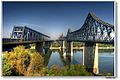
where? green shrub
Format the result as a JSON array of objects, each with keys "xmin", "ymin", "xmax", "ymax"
[{"xmin": 2, "ymin": 57, "xmax": 12, "ymax": 76}]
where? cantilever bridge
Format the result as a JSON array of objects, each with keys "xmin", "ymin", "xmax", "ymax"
[
  {"xmin": 3, "ymin": 12, "xmax": 114, "ymax": 44},
  {"xmin": 66, "ymin": 12, "xmax": 114, "ymax": 43},
  {"xmin": 3, "ymin": 12, "xmax": 114, "ymax": 75}
]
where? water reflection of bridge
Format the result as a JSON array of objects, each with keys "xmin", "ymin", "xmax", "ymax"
[
  {"xmin": 49, "ymin": 41, "xmax": 114, "ymax": 73},
  {"xmin": 3, "ymin": 12, "xmax": 114, "ymax": 74}
]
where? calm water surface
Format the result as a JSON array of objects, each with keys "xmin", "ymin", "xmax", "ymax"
[
  {"xmin": 48, "ymin": 51, "xmax": 64, "ymax": 68},
  {"xmin": 48, "ymin": 50, "xmax": 114, "ymax": 75},
  {"xmin": 99, "ymin": 52, "xmax": 114, "ymax": 75}
]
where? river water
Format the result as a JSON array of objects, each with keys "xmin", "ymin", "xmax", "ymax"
[
  {"xmin": 3, "ymin": 46, "xmax": 114, "ymax": 75},
  {"xmin": 47, "ymin": 50, "xmax": 114, "ymax": 75}
]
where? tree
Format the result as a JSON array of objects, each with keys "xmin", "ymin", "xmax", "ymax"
[
  {"xmin": 3, "ymin": 46, "xmax": 30, "ymax": 76},
  {"xmin": 27, "ymin": 52, "xmax": 44, "ymax": 75},
  {"xmin": 3, "ymin": 45, "xmax": 45, "ymax": 76},
  {"xmin": 2, "ymin": 57, "xmax": 12, "ymax": 76}
]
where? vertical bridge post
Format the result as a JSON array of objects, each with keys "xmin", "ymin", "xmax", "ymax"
[
  {"xmin": 35, "ymin": 42, "xmax": 44, "ymax": 55},
  {"xmin": 62, "ymin": 40, "xmax": 66, "ymax": 56},
  {"xmin": 67, "ymin": 41, "xmax": 73, "ymax": 56},
  {"xmin": 82, "ymin": 43, "xmax": 85, "ymax": 65},
  {"xmin": 84, "ymin": 42, "xmax": 99, "ymax": 74},
  {"xmin": 71, "ymin": 41, "xmax": 73, "ymax": 56},
  {"xmin": 93, "ymin": 43, "xmax": 99, "ymax": 74},
  {"xmin": 66, "ymin": 41, "xmax": 73, "ymax": 64},
  {"xmin": 44, "ymin": 41, "xmax": 51, "ymax": 54}
]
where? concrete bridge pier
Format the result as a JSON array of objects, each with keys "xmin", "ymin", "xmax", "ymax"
[
  {"xmin": 66, "ymin": 41, "xmax": 73, "ymax": 64},
  {"xmin": 93, "ymin": 43, "xmax": 99, "ymax": 74},
  {"xmin": 67, "ymin": 41, "xmax": 73, "ymax": 56},
  {"xmin": 35, "ymin": 42, "xmax": 44, "ymax": 55},
  {"xmin": 84, "ymin": 42, "xmax": 99, "ymax": 74},
  {"xmin": 71, "ymin": 41, "xmax": 73, "ymax": 56},
  {"xmin": 82, "ymin": 43, "xmax": 85, "ymax": 65},
  {"xmin": 44, "ymin": 47, "xmax": 49, "ymax": 54},
  {"xmin": 35, "ymin": 41, "xmax": 51, "ymax": 55},
  {"xmin": 44, "ymin": 41, "xmax": 51, "ymax": 54},
  {"xmin": 62, "ymin": 41, "xmax": 66, "ymax": 56},
  {"xmin": 45, "ymin": 41, "xmax": 51, "ymax": 48}
]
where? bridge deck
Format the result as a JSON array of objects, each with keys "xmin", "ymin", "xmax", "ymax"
[{"xmin": 3, "ymin": 40, "xmax": 114, "ymax": 46}]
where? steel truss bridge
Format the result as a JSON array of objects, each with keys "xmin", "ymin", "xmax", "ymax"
[
  {"xmin": 66, "ymin": 12, "xmax": 114, "ymax": 43},
  {"xmin": 3, "ymin": 12, "xmax": 114, "ymax": 44},
  {"xmin": 3, "ymin": 12, "xmax": 115, "ymax": 75}
]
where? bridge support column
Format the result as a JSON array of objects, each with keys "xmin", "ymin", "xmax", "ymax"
[
  {"xmin": 82, "ymin": 43, "xmax": 85, "ymax": 65},
  {"xmin": 44, "ymin": 41, "xmax": 51, "ymax": 54},
  {"xmin": 67, "ymin": 41, "xmax": 73, "ymax": 56},
  {"xmin": 35, "ymin": 42, "xmax": 44, "ymax": 55},
  {"xmin": 44, "ymin": 47, "xmax": 49, "ymax": 54},
  {"xmin": 84, "ymin": 42, "xmax": 99, "ymax": 74},
  {"xmin": 71, "ymin": 41, "xmax": 73, "ymax": 56},
  {"xmin": 62, "ymin": 41, "xmax": 66, "ymax": 56},
  {"xmin": 93, "ymin": 43, "xmax": 99, "ymax": 74}
]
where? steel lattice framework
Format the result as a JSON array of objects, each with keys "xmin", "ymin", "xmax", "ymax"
[
  {"xmin": 67, "ymin": 13, "xmax": 114, "ymax": 42},
  {"xmin": 11, "ymin": 26, "xmax": 50, "ymax": 41}
]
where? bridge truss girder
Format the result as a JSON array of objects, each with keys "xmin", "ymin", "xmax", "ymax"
[{"xmin": 67, "ymin": 13, "xmax": 114, "ymax": 42}]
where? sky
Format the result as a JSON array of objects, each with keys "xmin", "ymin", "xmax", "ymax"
[{"xmin": 2, "ymin": 2, "xmax": 114, "ymax": 39}]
